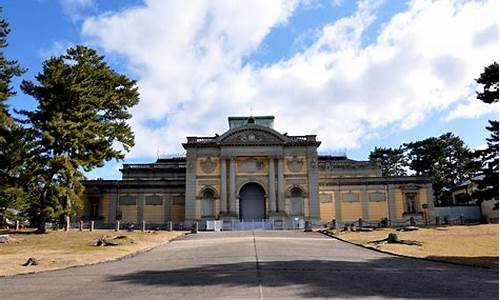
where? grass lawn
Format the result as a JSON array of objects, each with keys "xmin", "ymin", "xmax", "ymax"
[
  {"xmin": 330, "ymin": 224, "xmax": 499, "ymax": 268},
  {"xmin": 0, "ymin": 229, "xmax": 183, "ymax": 276}
]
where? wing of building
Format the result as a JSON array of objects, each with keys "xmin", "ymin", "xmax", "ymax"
[{"xmin": 80, "ymin": 116, "xmax": 434, "ymax": 228}]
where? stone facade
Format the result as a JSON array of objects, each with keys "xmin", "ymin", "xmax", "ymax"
[{"xmin": 80, "ymin": 116, "xmax": 434, "ymax": 228}]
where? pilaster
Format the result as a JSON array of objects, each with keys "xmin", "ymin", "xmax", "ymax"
[
  {"xmin": 268, "ymin": 158, "xmax": 276, "ymax": 213},
  {"xmin": 277, "ymin": 158, "xmax": 285, "ymax": 212},
  {"xmin": 387, "ymin": 185, "xmax": 397, "ymax": 222},
  {"xmin": 164, "ymin": 196, "xmax": 172, "ymax": 222},
  {"xmin": 109, "ymin": 191, "xmax": 118, "ymax": 224},
  {"xmin": 307, "ymin": 148, "xmax": 320, "ymax": 221},
  {"xmin": 220, "ymin": 158, "xmax": 227, "ymax": 213},
  {"xmin": 229, "ymin": 158, "xmax": 237, "ymax": 215},
  {"xmin": 184, "ymin": 151, "xmax": 197, "ymax": 224},
  {"xmin": 361, "ymin": 185, "xmax": 369, "ymax": 220},
  {"xmin": 137, "ymin": 194, "xmax": 145, "ymax": 224}
]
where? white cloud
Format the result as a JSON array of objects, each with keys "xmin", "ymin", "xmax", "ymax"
[
  {"xmin": 38, "ymin": 40, "xmax": 75, "ymax": 59},
  {"xmin": 81, "ymin": 0, "xmax": 499, "ymax": 158},
  {"xmin": 444, "ymin": 91, "xmax": 497, "ymax": 121},
  {"xmin": 60, "ymin": 0, "xmax": 95, "ymax": 21}
]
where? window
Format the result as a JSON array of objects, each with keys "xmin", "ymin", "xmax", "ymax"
[
  {"xmin": 119, "ymin": 195, "xmax": 136, "ymax": 206},
  {"xmin": 146, "ymin": 195, "xmax": 163, "ymax": 205},
  {"xmin": 88, "ymin": 198, "xmax": 99, "ymax": 217},
  {"xmin": 405, "ymin": 192, "xmax": 418, "ymax": 214},
  {"xmin": 319, "ymin": 193, "xmax": 332, "ymax": 203},
  {"xmin": 369, "ymin": 193, "xmax": 385, "ymax": 202},
  {"xmin": 342, "ymin": 192, "xmax": 359, "ymax": 202}
]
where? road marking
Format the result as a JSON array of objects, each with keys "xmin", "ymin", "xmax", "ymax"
[{"xmin": 252, "ymin": 231, "xmax": 264, "ymax": 300}]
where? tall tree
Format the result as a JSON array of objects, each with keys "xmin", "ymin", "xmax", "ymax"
[
  {"xmin": 21, "ymin": 46, "xmax": 139, "ymax": 232},
  {"xmin": 0, "ymin": 6, "xmax": 27, "ymax": 216},
  {"xmin": 472, "ymin": 62, "xmax": 499, "ymax": 208},
  {"xmin": 369, "ymin": 147, "xmax": 407, "ymax": 176},
  {"xmin": 404, "ymin": 133, "xmax": 479, "ymax": 205}
]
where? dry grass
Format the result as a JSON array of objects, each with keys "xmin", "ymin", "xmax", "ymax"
[
  {"xmin": 0, "ymin": 229, "xmax": 183, "ymax": 276},
  {"xmin": 334, "ymin": 224, "xmax": 499, "ymax": 268}
]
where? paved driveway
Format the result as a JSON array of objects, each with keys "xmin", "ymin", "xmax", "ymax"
[{"xmin": 0, "ymin": 231, "xmax": 497, "ymax": 299}]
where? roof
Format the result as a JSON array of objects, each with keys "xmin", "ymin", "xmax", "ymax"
[{"xmin": 228, "ymin": 116, "xmax": 274, "ymax": 129}]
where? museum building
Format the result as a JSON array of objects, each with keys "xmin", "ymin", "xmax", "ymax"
[{"xmin": 80, "ymin": 116, "xmax": 434, "ymax": 228}]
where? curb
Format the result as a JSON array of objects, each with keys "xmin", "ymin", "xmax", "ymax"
[
  {"xmin": 318, "ymin": 230, "xmax": 494, "ymax": 269},
  {"xmin": 0, "ymin": 231, "xmax": 186, "ymax": 278}
]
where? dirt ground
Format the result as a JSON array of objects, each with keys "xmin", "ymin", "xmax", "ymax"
[
  {"xmin": 0, "ymin": 229, "xmax": 183, "ymax": 276},
  {"xmin": 334, "ymin": 224, "xmax": 499, "ymax": 268}
]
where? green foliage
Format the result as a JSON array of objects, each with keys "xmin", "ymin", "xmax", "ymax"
[
  {"xmin": 472, "ymin": 62, "xmax": 499, "ymax": 208},
  {"xmin": 475, "ymin": 62, "xmax": 498, "ymax": 104},
  {"xmin": 371, "ymin": 133, "xmax": 479, "ymax": 206},
  {"xmin": 20, "ymin": 45, "xmax": 139, "ymax": 232},
  {"xmin": 369, "ymin": 147, "xmax": 407, "ymax": 176},
  {"xmin": 404, "ymin": 132, "xmax": 479, "ymax": 205},
  {"xmin": 0, "ymin": 6, "xmax": 27, "ymax": 212}
]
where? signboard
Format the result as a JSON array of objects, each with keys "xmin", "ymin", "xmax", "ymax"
[
  {"xmin": 206, "ymin": 220, "xmax": 223, "ymax": 231},
  {"xmin": 214, "ymin": 220, "xmax": 223, "ymax": 232}
]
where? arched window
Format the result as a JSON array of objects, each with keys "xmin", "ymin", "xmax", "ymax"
[
  {"xmin": 201, "ymin": 189, "xmax": 215, "ymax": 217},
  {"xmin": 289, "ymin": 187, "xmax": 304, "ymax": 217}
]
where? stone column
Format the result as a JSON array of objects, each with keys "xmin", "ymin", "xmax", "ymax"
[
  {"xmin": 220, "ymin": 158, "xmax": 227, "ymax": 213},
  {"xmin": 268, "ymin": 158, "xmax": 276, "ymax": 213},
  {"xmin": 229, "ymin": 158, "xmax": 237, "ymax": 215},
  {"xmin": 277, "ymin": 158, "xmax": 285, "ymax": 212},
  {"xmin": 137, "ymin": 194, "xmax": 145, "ymax": 224}
]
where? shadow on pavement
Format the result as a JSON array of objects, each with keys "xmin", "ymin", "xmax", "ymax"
[{"xmin": 107, "ymin": 257, "xmax": 498, "ymax": 299}]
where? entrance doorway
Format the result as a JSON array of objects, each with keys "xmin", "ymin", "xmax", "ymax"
[{"xmin": 239, "ymin": 182, "xmax": 266, "ymax": 220}]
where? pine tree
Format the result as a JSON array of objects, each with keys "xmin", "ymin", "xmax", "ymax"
[
  {"xmin": 369, "ymin": 147, "xmax": 407, "ymax": 177},
  {"xmin": 0, "ymin": 6, "xmax": 27, "ymax": 217},
  {"xmin": 472, "ymin": 62, "xmax": 499, "ymax": 209},
  {"xmin": 404, "ymin": 133, "xmax": 479, "ymax": 205},
  {"xmin": 20, "ymin": 46, "xmax": 139, "ymax": 232}
]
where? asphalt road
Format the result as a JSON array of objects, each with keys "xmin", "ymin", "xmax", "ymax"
[{"xmin": 0, "ymin": 231, "xmax": 497, "ymax": 299}]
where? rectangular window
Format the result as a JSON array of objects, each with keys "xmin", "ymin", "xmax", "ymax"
[
  {"xmin": 405, "ymin": 192, "xmax": 418, "ymax": 213},
  {"xmin": 369, "ymin": 193, "xmax": 385, "ymax": 202},
  {"xmin": 145, "ymin": 195, "xmax": 163, "ymax": 205},
  {"xmin": 119, "ymin": 195, "xmax": 136, "ymax": 206},
  {"xmin": 342, "ymin": 192, "xmax": 359, "ymax": 202},
  {"xmin": 88, "ymin": 198, "xmax": 99, "ymax": 217},
  {"xmin": 319, "ymin": 193, "xmax": 332, "ymax": 203}
]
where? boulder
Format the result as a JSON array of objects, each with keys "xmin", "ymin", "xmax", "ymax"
[{"xmin": 0, "ymin": 234, "xmax": 10, "ymax": 243}]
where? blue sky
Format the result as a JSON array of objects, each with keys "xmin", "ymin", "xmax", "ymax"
[{"xmin": 2, "ymin": 0, "xmax": 498, "ymax": 179}]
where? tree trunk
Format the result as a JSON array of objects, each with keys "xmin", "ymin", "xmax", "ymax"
[{"xmin": 36, "ymin": 189, "xmax": 48, "ymax": 234}]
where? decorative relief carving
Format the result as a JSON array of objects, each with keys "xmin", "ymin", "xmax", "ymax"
[
  {"xmin": 287, "ymin": 156, "xmax": 304, "ymax": 173},
  {"xmin": 310, "ymin": 159, "xmax": 317, "ymax": 170},
  {"xmin": 238, "ymin": 132, "xmax": 263, "ymax": 142},
  {"xmin": 200, "ymin": 157, "xmax": 216, "ymax": 174},
  {"xmin": 237, "ymin": 158, "xmax": 265, "ymax": 173},
  {"xmin": 222, "ymin": 129, "xmax": 283, "ymax": 144}
]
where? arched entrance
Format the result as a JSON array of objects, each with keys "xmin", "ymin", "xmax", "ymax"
[{"xmin": 239, "ymin": 182, "xmax": 266, "ymax": 220}]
